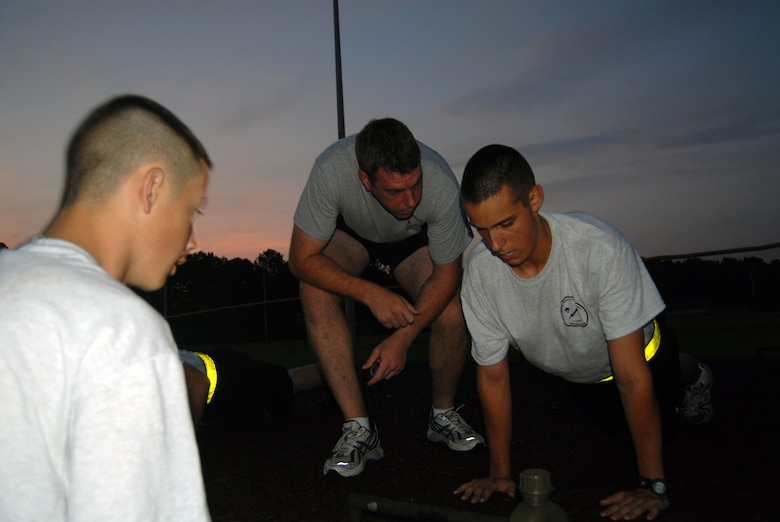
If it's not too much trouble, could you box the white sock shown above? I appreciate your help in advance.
[346,416,370,429]
[432,406,453,416]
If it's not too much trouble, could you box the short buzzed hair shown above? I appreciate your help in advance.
[61,94,212,208]
[461,144,536,207]
[355,118,421,181]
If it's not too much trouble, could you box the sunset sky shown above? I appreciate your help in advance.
[1,0,778,261]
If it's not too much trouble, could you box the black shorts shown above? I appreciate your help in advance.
[200,348,294,427]
[560,316,682,439]
[336,214,428,276]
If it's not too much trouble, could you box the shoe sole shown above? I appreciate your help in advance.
[323,446,385,477]
[426,430,484,452]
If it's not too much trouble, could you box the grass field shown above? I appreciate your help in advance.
[665,309,780,358]
[179,309,780,367]
[193,307,780,521]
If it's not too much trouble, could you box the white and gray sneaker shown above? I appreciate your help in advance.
[426,405,485,451]
[323,420,384,477]
[679,362,714,424]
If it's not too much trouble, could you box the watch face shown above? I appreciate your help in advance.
[651,480,667,496]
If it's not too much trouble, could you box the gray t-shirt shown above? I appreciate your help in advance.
[461,212,665,384]
[293,135,471,265]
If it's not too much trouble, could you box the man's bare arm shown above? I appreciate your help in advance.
[289,225,420,329]
[454,358,515,503]
[363,254,462,384]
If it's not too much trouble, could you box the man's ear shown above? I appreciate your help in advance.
[529,184,544,212]
[358,170,372,192]
[141,167,165,215]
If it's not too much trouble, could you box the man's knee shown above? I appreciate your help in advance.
[431,294,468,336]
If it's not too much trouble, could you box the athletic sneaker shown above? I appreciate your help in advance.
[426,405,485,451]
[323,420,384,477]
[679,362,713,424]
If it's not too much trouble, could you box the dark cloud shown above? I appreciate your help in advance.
[650,119,780,149]
[441,1,769,116]
[522,115,780,164]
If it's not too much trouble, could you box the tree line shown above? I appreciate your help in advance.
[3,241,778,344]
[143,249,779,345]
[136,249,398,345]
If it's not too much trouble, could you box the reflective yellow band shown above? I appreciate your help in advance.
[597,319,661,383]
[193,352,218,404]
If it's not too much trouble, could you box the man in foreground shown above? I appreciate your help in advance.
[289,118,484,477]
[454,144,712,520]
[0,95,212,521]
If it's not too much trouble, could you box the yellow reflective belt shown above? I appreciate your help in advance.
[597,319,661,383]
[193,352,218,404]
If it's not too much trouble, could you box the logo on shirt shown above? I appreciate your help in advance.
[561,296,588,327]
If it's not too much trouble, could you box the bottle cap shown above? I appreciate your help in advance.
[518,468,554,495]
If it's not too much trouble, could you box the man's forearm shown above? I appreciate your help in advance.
[409,256,462,327]
[477,362,513,477]
[288,225,381,304]
[399,268,457,336]
[608,331,665,480]
[292,251,379,304]
[619,381,665,479]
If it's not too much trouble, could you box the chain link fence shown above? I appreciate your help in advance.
[155,242,779,350]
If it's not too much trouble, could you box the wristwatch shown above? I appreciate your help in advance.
[638,476,668,497]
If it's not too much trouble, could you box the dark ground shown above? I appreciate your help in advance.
[197,356,780,521]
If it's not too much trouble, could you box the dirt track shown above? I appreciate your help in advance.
[197,357,779,521]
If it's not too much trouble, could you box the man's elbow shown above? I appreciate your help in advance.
[288,226,316,280]
[288,256,302,279]
[287,242,304,279]
[615,372,655,401]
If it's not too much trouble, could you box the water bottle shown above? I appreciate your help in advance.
[509,468,569,522]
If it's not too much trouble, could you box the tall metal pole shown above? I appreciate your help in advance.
[333,0,345,140]
[262,267,269,347]
[333,0,355,335]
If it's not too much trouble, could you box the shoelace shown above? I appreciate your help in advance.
[333,425,370,455]
[437,405,473,431]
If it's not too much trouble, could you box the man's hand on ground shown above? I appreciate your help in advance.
[453,476,517,504]
[600,488,669,520]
